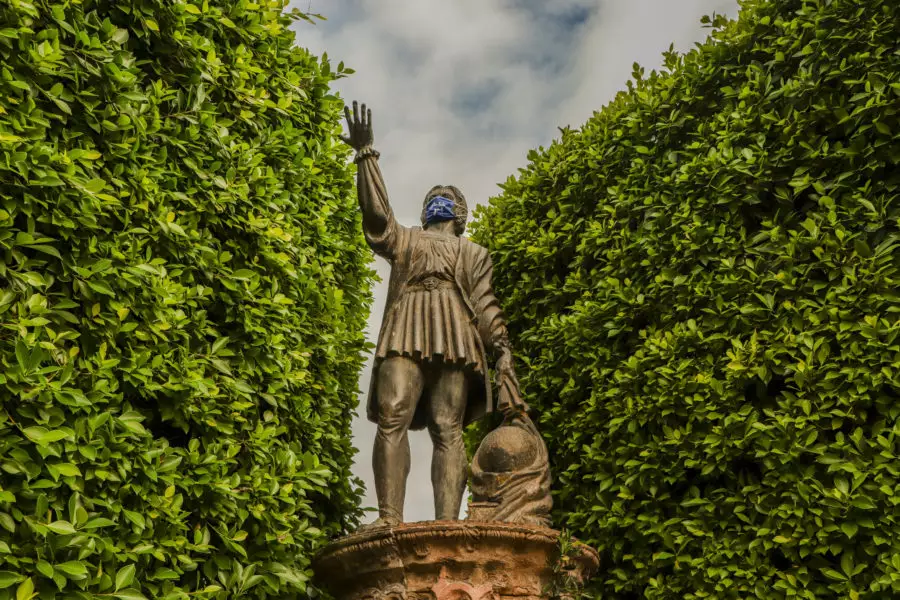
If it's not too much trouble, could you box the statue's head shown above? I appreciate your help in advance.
[421,185,468,236]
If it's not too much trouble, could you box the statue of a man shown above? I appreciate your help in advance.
[342,102,525,527]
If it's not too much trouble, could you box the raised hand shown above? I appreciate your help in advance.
[340,100,374,151]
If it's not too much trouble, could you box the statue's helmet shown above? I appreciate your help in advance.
[421,185,468,236]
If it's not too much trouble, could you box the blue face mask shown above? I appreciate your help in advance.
[425,195,456,224]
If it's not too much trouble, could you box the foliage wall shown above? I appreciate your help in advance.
[0,1,372,599]
[471,0,900,597]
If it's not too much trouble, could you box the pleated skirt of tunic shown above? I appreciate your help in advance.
[375,284,485,374]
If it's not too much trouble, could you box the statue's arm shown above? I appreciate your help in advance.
[470,248,527,413]
[342,101,403,259]
[475,287,512,356]
[356,151,401,258]
[469,248,508,350]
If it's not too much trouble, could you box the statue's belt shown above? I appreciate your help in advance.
[407,276,455,291]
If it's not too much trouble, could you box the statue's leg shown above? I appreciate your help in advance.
[426,364,468,520]
[373,355,424,523]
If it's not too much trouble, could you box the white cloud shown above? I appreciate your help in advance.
[291,0,739,523]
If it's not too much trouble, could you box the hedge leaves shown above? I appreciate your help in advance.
[472,0,900,597]
[0,1,372,599]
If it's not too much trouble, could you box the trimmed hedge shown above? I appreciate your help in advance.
[0,2,372,599]
[472,0,900,597]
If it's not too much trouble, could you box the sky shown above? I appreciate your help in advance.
[290,0,740,523]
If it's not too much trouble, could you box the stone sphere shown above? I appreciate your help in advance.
[475,425,538,473]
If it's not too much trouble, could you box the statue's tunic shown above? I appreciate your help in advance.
[358,156,505,431]
[375,231,486,375]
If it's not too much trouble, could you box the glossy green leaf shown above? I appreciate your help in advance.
[115,565,135,591]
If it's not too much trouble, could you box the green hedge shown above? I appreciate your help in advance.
[0,1,372,599]
[472,0,900,597]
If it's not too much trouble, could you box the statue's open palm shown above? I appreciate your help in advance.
[341,101,374,151]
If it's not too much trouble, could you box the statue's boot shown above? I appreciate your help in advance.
[357,507,402,532]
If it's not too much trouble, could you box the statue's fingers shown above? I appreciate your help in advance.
[501,379,517,402]
[343,105,352,127]
[367,108,373,133]
[353,100,360,124]
[503,379,525,409]
[360,103,367,128]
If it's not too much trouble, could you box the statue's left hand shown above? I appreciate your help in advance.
[496,350,527,416]
[496,350,515,383]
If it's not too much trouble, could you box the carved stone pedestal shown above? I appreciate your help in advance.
[313,521,598,600]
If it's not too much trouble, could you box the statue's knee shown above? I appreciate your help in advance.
[377,403,410,434]
[428,416,463,447]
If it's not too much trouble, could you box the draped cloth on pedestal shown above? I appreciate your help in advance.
[469,412,552,528]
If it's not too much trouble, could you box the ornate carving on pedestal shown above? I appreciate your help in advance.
[411,538,431,559]
[314,521,598,600]
[356,584,408,600]
[459,524,483,553]
[433,569,495,600]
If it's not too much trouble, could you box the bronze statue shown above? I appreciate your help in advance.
[341,101,526,527]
